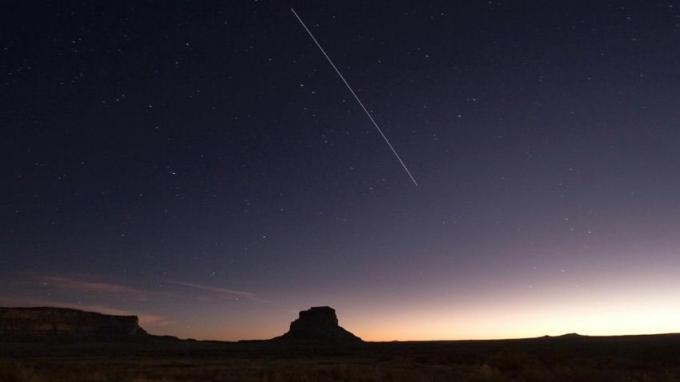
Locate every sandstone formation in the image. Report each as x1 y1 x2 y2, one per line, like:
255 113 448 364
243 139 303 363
0 307 147 340
275 306 361 342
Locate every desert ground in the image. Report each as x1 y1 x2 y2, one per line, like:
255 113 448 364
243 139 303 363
3 334 680 381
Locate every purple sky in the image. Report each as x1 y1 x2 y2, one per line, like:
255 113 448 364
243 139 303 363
3 1 680 340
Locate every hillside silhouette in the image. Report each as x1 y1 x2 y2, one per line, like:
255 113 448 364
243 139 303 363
3 305 680 381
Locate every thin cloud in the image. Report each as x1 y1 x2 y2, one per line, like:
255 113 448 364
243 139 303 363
169 281 269 303
36 275 150 301
32 275 267 304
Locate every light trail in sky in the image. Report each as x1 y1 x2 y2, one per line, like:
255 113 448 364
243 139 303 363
291 8 418 186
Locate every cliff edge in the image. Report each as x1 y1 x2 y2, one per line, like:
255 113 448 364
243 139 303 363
0 307 147 340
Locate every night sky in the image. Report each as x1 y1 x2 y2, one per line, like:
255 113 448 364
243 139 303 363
3 1 680 341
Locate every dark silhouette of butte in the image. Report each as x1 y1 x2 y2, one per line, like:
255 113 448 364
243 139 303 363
0 307 147 340
0 305 361 344
274 306 361 342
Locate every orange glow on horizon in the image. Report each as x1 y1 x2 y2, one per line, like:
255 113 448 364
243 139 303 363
156 293 680 342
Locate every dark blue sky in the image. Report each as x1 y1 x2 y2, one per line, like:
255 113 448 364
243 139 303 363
3 1 680 340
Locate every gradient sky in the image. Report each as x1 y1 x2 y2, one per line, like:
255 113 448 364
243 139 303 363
3 1 680 341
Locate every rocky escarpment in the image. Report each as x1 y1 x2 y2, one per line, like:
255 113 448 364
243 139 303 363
0 307 147 340
275 306 361 343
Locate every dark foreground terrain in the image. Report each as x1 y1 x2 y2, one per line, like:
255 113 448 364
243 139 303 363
2 334 680 381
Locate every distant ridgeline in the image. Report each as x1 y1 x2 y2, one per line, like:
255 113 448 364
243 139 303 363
0 307 148 341
0 305 362 344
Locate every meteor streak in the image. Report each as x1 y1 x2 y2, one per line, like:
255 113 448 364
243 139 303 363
291 8 418 186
